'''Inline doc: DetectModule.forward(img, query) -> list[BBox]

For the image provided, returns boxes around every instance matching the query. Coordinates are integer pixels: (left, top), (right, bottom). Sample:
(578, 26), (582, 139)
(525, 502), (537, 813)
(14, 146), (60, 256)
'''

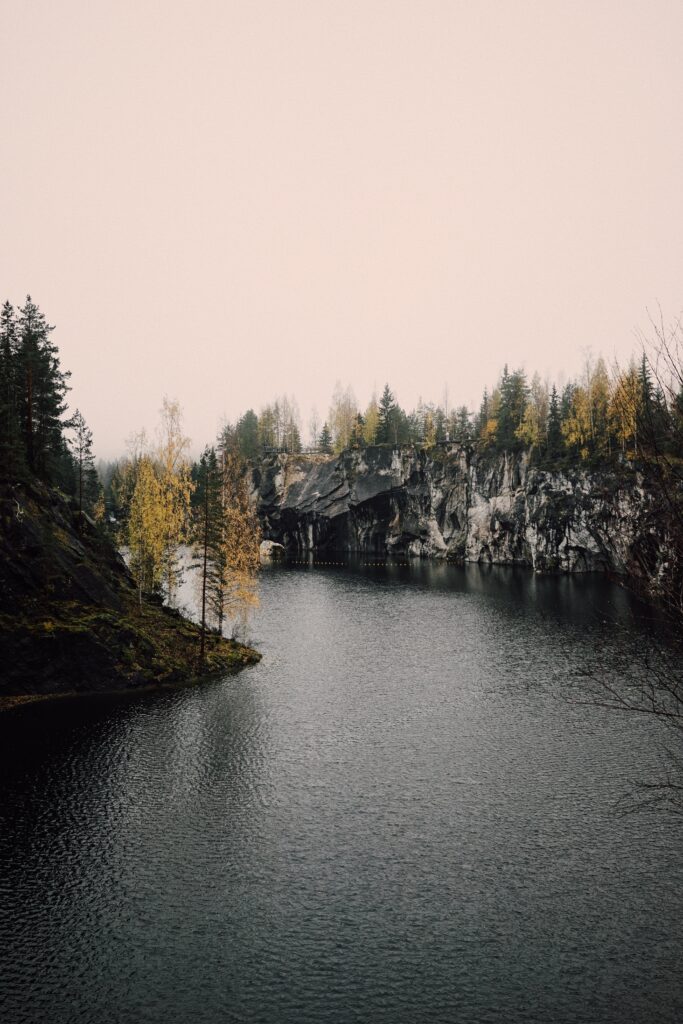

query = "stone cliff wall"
(253, 445), (661, 574)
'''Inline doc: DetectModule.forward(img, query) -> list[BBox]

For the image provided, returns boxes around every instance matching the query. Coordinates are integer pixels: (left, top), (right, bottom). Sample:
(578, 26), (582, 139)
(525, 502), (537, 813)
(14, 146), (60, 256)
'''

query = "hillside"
(0, 479), (260, 702)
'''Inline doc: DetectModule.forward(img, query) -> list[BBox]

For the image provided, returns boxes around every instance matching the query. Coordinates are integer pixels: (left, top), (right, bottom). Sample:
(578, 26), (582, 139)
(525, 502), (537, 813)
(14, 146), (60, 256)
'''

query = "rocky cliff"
(253, 445), (662, 575)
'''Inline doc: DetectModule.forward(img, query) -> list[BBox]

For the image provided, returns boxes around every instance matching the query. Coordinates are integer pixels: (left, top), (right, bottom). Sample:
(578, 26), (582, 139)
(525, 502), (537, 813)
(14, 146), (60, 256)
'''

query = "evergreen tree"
(16, 296), (70, 477)
(257, 405), (277, 449)
(476, 388), (490, 436)
(192, 446), (223, 665)
(454, 406), (471, 437)
(433, 405), (447, 442)
(352, 412), (365, 447)
(67, 409), (99, 520)
(497, 367), (528, 448)
(0, 301), (21, 479)
(590, 358), (611, 454)
(376, 384), (396, 444)
(546, 386), (563, 457)
(636, 354), (669, 452)
(236, 409), (259, 459)
(318, 422), (333, 453)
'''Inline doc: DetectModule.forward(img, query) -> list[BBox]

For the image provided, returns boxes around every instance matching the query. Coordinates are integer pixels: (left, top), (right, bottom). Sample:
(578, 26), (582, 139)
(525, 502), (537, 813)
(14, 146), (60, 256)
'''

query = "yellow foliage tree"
(423, 409), (437, 448)
(127, 454), (167, 605)
(213, 445), (261, 637)
(562, 385), (592, 458)
(516, 373), (549, 447)
(156, 398), (194, 603)
(590, 357), (611, 453)
(480, 387), (501, 444)
(609, 363), (641, 453)
(363, 395), (380, 445)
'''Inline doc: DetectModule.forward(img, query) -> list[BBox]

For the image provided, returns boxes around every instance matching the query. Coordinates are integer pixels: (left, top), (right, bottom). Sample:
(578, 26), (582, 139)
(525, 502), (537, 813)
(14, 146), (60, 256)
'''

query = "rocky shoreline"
(0, 480), (260, 700)
(253, 445), (662, 577)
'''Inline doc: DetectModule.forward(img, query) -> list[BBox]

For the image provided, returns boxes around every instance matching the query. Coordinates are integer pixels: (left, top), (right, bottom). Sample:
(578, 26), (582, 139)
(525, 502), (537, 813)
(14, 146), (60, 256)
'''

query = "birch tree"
(215, 443), (261, 638)
(156, 398), (194, 604)
(127, 455), (166, 605)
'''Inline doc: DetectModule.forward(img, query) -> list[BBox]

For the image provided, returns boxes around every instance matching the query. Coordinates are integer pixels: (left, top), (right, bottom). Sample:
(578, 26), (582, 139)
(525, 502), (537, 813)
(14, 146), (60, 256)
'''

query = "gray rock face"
(253, 445), (662, 575)
(259, 539), (286, 559)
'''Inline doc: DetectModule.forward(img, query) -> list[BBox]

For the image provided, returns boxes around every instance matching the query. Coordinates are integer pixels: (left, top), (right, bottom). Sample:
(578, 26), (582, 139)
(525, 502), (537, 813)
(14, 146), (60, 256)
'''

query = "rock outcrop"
(253, 445), (662, 575)
(0, 480), (260, 700)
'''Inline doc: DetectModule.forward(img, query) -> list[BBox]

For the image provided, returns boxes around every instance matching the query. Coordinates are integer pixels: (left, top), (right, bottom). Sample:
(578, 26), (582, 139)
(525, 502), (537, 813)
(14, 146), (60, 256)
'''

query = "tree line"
(0, 296), (100, 516)
(1, 296), (261, 660)
(107, 407), (261, 651)
(221, 356), (683, 465)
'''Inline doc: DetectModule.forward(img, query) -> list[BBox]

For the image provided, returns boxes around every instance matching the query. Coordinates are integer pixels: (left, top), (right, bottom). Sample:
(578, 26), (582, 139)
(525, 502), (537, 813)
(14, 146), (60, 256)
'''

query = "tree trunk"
(200, 482), (209, 667)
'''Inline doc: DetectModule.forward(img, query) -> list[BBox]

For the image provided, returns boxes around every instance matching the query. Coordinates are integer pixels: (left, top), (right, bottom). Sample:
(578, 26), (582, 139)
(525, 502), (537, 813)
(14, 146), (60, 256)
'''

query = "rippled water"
(1, 562), (682, 1024)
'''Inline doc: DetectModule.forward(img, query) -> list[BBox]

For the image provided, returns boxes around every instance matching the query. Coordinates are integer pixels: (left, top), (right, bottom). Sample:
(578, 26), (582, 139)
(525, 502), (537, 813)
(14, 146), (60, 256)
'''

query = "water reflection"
(1, 563), (681, 1024)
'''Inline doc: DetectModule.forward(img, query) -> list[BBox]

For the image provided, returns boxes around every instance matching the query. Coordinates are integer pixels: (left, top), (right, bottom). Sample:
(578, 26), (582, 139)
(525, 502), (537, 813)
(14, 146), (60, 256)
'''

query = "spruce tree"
(546, 386), (563, 458)
(377, 384), (397, 444)
(318, 422), (333, 453)
(352, 412), (365, 447)
(476, 389), (490, 436)
(0, 301), (21, 479)
(192, 446), (223, 665)
(16, 296), (70, 478)
(236, 410), (259, 459)
(497, 367), (528, 448)
(67, 409), (99, 520)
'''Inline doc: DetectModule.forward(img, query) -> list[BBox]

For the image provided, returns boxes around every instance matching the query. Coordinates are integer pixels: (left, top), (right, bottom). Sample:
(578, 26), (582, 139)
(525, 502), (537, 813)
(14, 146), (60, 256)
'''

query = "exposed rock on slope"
(0, 480), (259, 699)
(253, 446), (662, 575)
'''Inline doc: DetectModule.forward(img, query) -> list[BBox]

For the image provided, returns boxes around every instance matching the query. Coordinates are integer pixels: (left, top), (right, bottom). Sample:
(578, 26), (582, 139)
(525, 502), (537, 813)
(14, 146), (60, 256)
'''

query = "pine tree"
(0, 301), (21, 479)
(377, 384), (397, 444)
(497, 367), (528, 448)
(67, 409), (99, 521)
(476, 388), (490, 436)
(318, 422), (333, 453)
(546, 386), (563, 457)
(192, 446), (223, 664)
(236, 409), (259, 459)
(352, 412), (365, 447)
(454, 406), (471, 437)
(16, 296), (70, 477)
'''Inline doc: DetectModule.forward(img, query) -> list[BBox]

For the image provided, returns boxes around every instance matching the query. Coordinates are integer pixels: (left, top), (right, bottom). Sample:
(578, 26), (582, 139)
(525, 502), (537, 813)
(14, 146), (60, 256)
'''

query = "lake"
(1, 562), (681, 1023)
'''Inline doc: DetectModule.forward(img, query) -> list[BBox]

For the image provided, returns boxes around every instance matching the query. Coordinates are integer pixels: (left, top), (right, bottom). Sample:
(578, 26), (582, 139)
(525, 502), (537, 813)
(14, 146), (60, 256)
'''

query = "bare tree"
(573, 307), (683, 812)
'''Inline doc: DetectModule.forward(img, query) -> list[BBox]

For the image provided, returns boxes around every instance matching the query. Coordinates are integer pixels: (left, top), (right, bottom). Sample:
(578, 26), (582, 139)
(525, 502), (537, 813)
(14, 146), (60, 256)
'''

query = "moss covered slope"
(0, 480), (260, 698)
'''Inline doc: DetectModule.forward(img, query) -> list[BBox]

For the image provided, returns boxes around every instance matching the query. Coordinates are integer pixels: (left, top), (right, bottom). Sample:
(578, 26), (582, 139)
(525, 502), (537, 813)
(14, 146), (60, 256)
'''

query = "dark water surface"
(1, 563), (682, 1024)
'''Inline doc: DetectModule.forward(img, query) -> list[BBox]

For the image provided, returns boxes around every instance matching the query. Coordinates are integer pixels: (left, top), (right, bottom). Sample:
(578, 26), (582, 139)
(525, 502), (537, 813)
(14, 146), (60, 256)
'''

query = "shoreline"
(0, 648), (261, 712)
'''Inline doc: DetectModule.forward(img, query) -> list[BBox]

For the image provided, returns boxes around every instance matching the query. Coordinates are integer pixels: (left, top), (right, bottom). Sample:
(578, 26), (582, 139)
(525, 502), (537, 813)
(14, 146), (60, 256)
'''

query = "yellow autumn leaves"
(120, 399), (260, 636)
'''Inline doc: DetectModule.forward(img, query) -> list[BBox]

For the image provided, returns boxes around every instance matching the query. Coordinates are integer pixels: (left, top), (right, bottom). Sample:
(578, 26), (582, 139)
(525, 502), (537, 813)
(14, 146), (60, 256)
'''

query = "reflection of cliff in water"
(2, 565), (682, 1024)
(261, 555), (643, 630)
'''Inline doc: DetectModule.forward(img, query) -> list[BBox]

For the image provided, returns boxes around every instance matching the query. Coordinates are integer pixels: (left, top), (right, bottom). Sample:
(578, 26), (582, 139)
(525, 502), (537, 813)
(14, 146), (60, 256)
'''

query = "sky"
(1, 0), (682, 457)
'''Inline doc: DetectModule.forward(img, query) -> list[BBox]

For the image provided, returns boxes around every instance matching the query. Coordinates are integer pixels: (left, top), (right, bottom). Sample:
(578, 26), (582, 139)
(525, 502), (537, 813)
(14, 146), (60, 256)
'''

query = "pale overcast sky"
(2, 0), (682, 456)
